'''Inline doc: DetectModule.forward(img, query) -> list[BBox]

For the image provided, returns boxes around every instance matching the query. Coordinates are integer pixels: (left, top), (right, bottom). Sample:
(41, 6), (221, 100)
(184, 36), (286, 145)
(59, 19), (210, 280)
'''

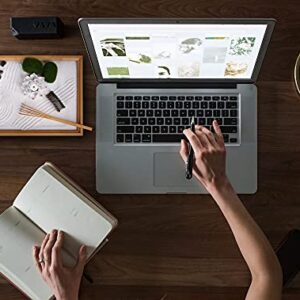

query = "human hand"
(180, 120), (228, 191)
(33, 230), (87, 300)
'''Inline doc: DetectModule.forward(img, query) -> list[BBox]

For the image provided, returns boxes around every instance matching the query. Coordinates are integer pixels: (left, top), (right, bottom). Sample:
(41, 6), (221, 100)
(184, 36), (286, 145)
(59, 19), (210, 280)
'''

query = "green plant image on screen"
(107, 67), (129, 76)
(229, 37), (256, 56)
(100, 38), (126, 56)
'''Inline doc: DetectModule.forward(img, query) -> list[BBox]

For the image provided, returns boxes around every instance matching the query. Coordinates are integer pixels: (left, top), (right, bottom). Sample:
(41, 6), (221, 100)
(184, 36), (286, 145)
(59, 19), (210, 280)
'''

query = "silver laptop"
(78, 18), (275, 194)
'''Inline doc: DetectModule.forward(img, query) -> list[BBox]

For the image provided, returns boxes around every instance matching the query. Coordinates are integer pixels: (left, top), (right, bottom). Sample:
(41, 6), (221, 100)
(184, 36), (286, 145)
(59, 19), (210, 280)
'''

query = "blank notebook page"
(13, 168), (113, 258)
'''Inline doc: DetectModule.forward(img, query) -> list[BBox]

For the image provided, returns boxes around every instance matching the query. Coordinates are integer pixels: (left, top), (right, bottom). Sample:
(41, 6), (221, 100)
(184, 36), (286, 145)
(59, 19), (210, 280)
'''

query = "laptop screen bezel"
(78, 18), (276, 84)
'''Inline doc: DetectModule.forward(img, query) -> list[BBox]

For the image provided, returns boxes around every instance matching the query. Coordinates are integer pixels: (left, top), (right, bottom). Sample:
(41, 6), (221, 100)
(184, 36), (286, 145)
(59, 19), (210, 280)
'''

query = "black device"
(185, 116), (195, 180)
(276, 229), (300, 286)
(10, 17), (64, 39)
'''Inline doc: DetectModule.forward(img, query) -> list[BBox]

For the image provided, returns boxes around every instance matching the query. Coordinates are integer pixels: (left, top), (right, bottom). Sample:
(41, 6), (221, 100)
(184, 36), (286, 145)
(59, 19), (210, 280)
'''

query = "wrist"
(205, 175), (232, 195)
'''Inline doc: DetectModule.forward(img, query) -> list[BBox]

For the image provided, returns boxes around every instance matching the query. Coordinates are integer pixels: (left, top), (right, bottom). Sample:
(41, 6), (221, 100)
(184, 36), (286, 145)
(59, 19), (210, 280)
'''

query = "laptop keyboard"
(115, 94), (240, 144)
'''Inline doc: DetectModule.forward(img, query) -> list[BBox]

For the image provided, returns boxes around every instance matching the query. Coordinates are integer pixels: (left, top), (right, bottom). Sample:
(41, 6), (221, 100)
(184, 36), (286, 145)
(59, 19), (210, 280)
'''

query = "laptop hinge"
(116, 82), (237, 89)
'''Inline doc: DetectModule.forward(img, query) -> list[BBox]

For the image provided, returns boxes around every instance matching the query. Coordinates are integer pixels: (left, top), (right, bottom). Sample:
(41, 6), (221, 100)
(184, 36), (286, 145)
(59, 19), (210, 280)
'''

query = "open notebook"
(0, 162), (118, 300)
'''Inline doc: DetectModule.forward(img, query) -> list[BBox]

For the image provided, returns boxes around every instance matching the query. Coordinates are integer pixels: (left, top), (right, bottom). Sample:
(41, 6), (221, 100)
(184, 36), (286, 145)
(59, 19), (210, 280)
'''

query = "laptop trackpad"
(153, 152), (194, 187)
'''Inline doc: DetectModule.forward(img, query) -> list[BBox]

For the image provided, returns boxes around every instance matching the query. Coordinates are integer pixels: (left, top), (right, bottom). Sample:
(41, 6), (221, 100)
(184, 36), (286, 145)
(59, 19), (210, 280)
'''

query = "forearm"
(207, 178), (282, 282)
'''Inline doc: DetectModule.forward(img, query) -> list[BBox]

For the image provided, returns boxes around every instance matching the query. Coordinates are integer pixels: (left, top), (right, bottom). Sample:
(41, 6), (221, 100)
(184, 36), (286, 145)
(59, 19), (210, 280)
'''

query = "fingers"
(33, 246), (42, 274)
(183, 129), (202, 154)
(75, 245), (87, 273)
(39, 233), (50, 263)
(212, 120), (224, 145)
(43, 230), (58, 267)
(179, 139), (188, 162)
(52, 230), (64, 268)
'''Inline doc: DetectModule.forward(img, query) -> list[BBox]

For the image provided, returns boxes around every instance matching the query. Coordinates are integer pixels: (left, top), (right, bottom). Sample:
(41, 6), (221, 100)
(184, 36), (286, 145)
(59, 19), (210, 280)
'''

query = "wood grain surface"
(0, 0), (300, 299)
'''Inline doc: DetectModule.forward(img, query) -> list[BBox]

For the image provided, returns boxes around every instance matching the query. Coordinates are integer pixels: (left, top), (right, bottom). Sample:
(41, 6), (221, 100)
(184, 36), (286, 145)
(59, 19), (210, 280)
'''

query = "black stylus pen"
(185, 116), (195, 180)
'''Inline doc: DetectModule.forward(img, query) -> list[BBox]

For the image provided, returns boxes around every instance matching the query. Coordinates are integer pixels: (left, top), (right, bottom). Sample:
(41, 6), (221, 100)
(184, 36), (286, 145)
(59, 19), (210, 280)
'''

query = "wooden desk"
(0, 1), (300, 299)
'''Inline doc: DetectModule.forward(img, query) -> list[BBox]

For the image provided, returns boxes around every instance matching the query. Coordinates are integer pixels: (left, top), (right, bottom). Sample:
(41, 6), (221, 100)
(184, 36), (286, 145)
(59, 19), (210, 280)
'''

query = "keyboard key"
(178, 96), (185, 100)
(204, 96), (211, 100)
(184, 102), (192, 109)
(144, 126), (151, 133)
(167, 102), (175, 109)
(217, 102), (225, 109)
(152, 96), (159, 100)
(221, 96), (229, 100)
(153, 126), (159, 133)
(174, 118), (180, 125)
(159, 102), (166, 109)
(222, 110), (229, 117)
(117, 110), (128, 117)
(223, 134), (229, 143)
(161, 126), (168, 133)
(180, 110), (187, 117)
(213, 96), (220, 100)
(195, 96), (203, 100)
(170, 126), (176, 133)
(196, 110), (204, 117)
(188, 110), (196, 117)
(146, 110), (153, 117)
(224, 118), (238, 125)
(116, 134), (124, 142)
(140, 118), (147, 125)
(160, 96), (168, 100)
(116, 96), (125, 100)
(209, 102), (216, 109)
(153, 134), (183, 143)
(117, 118), (130, 125)
(117, 102), (124, 108)
(201, 102), (208, 109)
(142, 102), (149, 109)
(177, 126), (184, 133)
(125, 134), (132, 142)
(207, 118), (214, 125)
(226, 102), (238, 109)
(129, 110), (137, 117)
(117, 126), (134, 133)
(230, 96), (238, 101)
(171, 110), (179, 117)
(166, 118), (172, 125)
(134, 134), (141, 143)
(125, 96), (133, 100)
(157, 118), (164, 125)
(143, 96), (150, 100)
(138, 110), (145, 117)
(192, 102), (200, 108)
(142, 134), (151, 142)
(230, 110), (238, 117)
(125, 102), (133, 109)
(187, 96), (194, 100)
(230, 138), (238, 143)
(182, 118), (189, 125)
(220, 126), (238, 133)
(215, 118), (223, 125)
(205, 110), (212, 117)
(213, 110), (220, 117)
(169, 96), (177, 100)
(134, 102), (141, 109)
(155, 110), (162, 117)
(148, 118), (155, 125)
(131, 118), (138, 125)
(198, 118), (205, 125)
(150, 102), (158, 109)
(134, 96), (142, 100)
(176, 102), (183, 109)
(136, 126), (143, 133)
(163, 110), (171, 117)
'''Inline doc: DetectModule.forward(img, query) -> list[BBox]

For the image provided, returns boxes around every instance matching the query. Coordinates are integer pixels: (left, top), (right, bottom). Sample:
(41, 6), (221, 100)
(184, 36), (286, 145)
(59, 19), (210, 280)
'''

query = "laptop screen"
(87, 23), (267, 80)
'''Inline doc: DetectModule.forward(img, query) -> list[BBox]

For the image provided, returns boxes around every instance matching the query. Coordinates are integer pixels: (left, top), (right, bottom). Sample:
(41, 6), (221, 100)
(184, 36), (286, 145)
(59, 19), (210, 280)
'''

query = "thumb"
(76, 245), (87, 273)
